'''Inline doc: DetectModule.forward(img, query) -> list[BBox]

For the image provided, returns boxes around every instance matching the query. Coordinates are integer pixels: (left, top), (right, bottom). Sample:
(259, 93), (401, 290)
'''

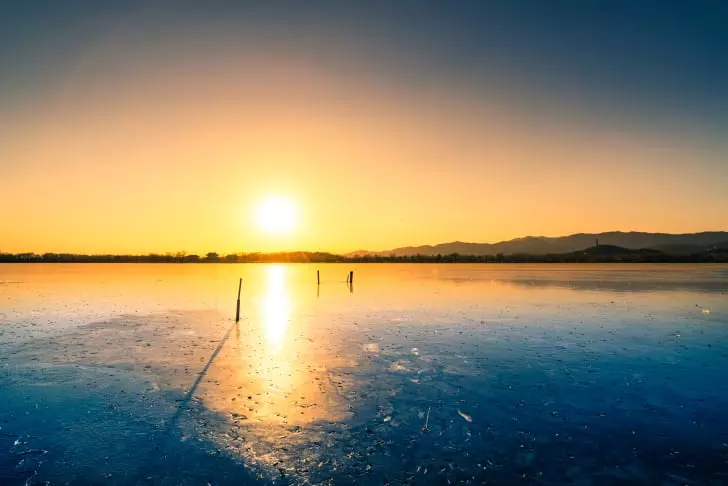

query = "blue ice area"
(1, 264), (727, 484)
(338, 312), (728, 484)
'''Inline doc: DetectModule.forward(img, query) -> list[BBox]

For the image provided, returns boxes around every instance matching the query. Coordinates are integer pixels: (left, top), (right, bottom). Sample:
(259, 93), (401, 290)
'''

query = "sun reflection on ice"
(262, 265), (290, 350)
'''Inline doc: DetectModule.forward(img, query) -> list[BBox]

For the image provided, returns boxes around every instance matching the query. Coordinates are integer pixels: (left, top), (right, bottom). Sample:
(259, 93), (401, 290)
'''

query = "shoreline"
(2, 259), (727, 264)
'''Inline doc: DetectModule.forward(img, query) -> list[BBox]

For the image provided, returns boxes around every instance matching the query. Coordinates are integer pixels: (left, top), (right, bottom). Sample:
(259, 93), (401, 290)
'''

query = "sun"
(255, 196), (298, 235)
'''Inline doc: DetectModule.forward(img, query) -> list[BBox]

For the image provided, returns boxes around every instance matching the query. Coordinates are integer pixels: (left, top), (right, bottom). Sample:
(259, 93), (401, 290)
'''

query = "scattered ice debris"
(13, 449), (48, 457)
(409, 348), (419, 356)
(422, 407), (431, 433)
(457, 409), (473, 423)
(390, 361), (408, 372)
(363, 343), (379, 353)
(383, 416), (392, 423)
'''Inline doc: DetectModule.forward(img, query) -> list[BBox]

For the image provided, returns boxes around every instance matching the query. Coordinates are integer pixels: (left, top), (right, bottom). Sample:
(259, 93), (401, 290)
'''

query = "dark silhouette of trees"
(1, 246), (726, 264)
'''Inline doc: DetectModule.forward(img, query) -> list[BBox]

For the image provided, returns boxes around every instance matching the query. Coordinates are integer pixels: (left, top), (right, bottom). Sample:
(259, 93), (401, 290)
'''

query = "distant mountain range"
(346, 232), (728, 257)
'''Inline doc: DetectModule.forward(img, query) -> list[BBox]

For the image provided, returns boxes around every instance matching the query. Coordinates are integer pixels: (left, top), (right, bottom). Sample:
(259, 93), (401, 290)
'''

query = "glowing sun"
(255, 196), (298, 235)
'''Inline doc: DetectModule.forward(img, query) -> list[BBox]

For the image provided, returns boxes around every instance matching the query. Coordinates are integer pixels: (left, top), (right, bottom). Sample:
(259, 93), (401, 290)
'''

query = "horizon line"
(3, 229), (728, 256)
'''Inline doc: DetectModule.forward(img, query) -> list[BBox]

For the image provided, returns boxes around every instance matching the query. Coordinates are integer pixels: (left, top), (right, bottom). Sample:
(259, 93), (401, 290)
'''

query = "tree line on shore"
(1, 246), (727, 263)
(0, 251), (343, 263)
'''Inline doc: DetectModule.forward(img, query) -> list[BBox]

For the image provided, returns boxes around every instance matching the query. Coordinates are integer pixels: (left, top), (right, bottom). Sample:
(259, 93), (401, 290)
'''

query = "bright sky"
(1, 2), (727, 254)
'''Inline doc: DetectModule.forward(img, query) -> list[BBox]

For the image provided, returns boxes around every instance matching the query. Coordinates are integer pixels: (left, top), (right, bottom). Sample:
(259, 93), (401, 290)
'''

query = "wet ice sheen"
(1, 263), (727, 485)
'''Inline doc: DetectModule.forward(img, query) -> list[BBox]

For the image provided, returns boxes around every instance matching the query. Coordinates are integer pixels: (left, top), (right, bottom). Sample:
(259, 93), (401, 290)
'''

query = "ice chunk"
(458, 409), (473, 423)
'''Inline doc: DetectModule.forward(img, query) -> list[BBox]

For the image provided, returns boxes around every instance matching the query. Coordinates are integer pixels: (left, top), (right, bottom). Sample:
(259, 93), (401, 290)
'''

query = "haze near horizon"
(2, 1), (727, 255)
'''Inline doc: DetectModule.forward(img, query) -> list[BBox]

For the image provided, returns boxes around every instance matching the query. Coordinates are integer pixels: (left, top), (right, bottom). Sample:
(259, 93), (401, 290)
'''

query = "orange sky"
(1, 4), (726, 255)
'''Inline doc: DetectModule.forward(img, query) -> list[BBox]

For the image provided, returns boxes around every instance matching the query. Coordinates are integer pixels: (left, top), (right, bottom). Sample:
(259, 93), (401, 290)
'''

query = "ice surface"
(1, 263), (727, 484)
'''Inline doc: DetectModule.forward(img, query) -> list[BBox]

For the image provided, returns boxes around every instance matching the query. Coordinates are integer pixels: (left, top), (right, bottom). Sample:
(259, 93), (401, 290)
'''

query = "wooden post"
(235, 277), (242, 323)
(349, 270), (354, 284)
(317, 270), (320, 285)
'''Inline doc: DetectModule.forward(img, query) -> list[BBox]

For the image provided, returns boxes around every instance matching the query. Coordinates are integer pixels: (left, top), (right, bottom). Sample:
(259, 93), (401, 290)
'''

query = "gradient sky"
(2, 1), (727, 254)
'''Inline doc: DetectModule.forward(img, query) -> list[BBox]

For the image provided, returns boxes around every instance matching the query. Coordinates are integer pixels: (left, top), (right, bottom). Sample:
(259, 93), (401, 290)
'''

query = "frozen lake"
(1, 263), (727, 485)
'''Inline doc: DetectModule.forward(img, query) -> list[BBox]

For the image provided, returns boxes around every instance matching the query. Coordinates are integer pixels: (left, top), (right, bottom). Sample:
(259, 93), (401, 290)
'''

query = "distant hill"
(346, 231), (728, 257)
(580, 244), (636, 255)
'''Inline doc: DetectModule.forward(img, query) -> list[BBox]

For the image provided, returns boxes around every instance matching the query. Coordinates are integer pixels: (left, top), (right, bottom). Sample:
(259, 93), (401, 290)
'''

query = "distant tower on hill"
(595, 238), (599, 247)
